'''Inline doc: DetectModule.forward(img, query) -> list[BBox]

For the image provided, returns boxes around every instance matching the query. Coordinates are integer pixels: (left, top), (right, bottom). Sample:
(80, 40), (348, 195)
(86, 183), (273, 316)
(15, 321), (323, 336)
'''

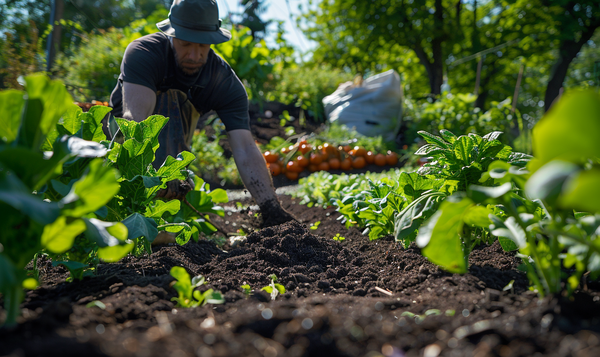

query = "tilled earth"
(1, 195), (600, 357)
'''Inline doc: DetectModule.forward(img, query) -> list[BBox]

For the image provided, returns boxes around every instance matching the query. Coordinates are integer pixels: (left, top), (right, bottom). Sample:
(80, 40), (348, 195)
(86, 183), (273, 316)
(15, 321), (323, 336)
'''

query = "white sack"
(323, 69), (402, 142)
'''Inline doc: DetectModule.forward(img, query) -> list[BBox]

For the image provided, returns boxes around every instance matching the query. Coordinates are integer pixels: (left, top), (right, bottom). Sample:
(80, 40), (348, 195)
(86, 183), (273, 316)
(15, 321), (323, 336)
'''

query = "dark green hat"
(157, 0), (231, 44)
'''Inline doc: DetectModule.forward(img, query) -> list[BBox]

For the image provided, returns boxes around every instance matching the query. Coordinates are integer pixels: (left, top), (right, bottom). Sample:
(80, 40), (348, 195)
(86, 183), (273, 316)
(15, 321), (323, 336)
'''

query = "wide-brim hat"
(157, 0), (231, 45)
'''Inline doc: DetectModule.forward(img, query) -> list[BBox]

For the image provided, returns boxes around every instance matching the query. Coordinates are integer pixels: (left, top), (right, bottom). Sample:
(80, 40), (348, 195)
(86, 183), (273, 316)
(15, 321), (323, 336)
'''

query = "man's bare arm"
(122, 82), (156, 122)
(228, 129), (277, 205)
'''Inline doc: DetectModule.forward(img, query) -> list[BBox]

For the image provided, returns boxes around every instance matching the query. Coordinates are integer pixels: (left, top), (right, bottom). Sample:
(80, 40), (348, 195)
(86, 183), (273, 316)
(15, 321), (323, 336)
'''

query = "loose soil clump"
(1, 195), (599, 357)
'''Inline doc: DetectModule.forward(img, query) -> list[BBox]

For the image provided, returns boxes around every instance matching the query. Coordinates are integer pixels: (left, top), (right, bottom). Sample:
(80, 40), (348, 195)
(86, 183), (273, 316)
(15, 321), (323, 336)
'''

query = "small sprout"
(170, 266), (225, 308)
(503, 279), (515, 294)
(400, 311), (415, 318)
(261, 274), (286, 301)
(86, 301), (106, 310)
(445, 309), (456, 316)
(235, 202), (243, 209)
(310, 221), (321, 230)
(425, 309), (441, 316)
(333, 233), (345, 241)
(241, 284), (253, 299)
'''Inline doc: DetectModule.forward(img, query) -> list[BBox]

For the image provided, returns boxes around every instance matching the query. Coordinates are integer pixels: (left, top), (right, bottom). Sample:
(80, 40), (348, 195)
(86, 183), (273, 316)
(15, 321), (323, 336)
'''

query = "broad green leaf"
(17, 98), (44, 150)
(483, 131), (503, 142)
(61, 159), (120, 217)
(170, 266), (193, 301)
(417, 131), (449, 149)
(122, 213), (159, 242)
(454, 136), (474, 165)
(463, 206), (492, 227)
(59, 104), (84, 135)
(533, 90), (600, 165)
(118, 139), (155, 179)
(63, 136), (108, 158)
(145, 200), (181, 218)
(83, 218), (129, 248)
(156, 151), (196, 179)
(81, 106), (111, 142)
(498, 236), (519, 252)
(24, 74), (74, 137)
(0, 170), (60, 225)
(559, 168), (600, 213)
(208, 189), (229, 203)
(468, 183), (512, 203)
(41, 217), (86, 253)
(439, 129), (457, 144)
(0, 90), (25, 143)
(490, 216), (527, 248)
(415, 144), (446, 156)
(416, 198), (472, 274)
(525, 161), (579, 203)
(97, 241), (134, 262)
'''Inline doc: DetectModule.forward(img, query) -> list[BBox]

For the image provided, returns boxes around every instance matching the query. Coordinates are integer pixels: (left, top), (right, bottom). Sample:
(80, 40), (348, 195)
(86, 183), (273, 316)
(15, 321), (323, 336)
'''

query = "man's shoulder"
(126, 32), (169, 57)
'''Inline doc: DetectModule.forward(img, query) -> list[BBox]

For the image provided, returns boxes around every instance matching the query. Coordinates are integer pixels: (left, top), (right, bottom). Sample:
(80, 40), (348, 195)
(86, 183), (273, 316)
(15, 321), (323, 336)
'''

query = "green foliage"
(170, 266), (224, 308)
(261, 274), (285, 301)
(417, 90), (600, 296)
(0, 74), (124, 327)
(265, 65), (354, 122)
(415, 129), (532, 191)
(313, 123), (396, 151)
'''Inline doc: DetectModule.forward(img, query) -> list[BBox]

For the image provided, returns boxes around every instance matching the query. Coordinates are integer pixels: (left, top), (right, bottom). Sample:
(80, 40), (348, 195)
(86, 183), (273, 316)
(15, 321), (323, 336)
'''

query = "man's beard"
(174, 54), (205, 76)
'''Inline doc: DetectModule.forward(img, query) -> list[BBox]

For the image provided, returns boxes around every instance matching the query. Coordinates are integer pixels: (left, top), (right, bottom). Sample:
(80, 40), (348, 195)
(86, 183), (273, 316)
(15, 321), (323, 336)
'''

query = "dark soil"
(2, 195), (600, 357)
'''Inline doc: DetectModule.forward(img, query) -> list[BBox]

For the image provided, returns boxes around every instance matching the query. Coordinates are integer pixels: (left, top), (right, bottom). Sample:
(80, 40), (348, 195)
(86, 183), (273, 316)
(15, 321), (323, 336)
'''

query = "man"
(108, 0), (294, 231)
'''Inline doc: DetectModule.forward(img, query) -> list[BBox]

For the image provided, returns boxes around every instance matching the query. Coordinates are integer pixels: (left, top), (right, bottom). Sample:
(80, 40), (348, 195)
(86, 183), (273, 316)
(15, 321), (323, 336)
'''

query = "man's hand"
(259, 199), (297, 228)
(155, 178), (195, 201)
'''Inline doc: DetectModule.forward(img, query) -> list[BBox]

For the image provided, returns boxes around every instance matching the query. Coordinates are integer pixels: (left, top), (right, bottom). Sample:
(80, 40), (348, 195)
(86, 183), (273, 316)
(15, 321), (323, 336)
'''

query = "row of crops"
(1, 74), (599, 330)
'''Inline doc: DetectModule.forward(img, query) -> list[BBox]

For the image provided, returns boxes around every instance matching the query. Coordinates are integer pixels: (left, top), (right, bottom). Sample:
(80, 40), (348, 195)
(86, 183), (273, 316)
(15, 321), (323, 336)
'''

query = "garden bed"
(1, 195), (599, 357)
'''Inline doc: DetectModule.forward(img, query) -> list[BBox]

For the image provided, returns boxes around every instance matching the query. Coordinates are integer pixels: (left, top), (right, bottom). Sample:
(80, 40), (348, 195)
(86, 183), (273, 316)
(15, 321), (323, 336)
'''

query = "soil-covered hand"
(259, 199), (298, 228)
(155, 178), (194, 201)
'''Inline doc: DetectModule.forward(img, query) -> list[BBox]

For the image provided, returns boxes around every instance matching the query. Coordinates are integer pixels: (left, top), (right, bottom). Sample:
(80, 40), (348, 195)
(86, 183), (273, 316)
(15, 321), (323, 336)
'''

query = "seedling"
(261, 274), (286, 301)
(241, 284), (252, 299)
(170, 266), (224, 308)
(333, 233), (345, 241)
(310, 221), (321, 230)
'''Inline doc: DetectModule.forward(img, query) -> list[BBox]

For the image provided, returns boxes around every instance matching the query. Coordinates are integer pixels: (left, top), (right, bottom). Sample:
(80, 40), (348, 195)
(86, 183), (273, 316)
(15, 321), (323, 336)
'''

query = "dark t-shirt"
(109, 32), (250, 131)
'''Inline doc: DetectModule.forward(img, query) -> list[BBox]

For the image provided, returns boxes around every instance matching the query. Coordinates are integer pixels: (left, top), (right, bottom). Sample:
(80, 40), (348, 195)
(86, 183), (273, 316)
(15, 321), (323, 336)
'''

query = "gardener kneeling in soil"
(106, 0), (295, 240)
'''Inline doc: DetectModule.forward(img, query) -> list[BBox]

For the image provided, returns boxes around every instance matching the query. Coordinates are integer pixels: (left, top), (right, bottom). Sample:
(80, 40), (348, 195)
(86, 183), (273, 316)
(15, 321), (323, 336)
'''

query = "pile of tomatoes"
(263, 139), (399, 180)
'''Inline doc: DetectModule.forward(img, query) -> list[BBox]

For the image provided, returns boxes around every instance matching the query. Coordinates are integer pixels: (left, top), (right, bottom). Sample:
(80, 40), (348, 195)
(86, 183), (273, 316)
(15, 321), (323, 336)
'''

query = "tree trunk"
(46, 0), (64, 72)
(544, 24), (599, 112)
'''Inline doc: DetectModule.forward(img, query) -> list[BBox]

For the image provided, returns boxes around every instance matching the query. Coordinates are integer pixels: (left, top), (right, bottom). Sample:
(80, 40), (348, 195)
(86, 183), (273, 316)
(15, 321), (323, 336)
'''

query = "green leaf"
(463, 206), (492, 227)
(439, 129), (457, 144)
(156, 151), (196, 180)
(16, 97), (44, 150)
(482, 131), (503, 142)
(454, 136), (474, 165)
(533, 90), (600, 165)
(468, 183), (513, 203)
(416, 198), (472, 274)
(121, 213), (159, 242)
(97, 242), (134, 263)
(24, 74), (74, 137)
(525, 161), (579, 204)
(170, 266), (193, 302)
(418, 131), (449, 149)
(208, 189), (229, 203)
(0, 90), (25, 143)
(490, 216), (527, 248)
(83, 218), (129, 248)
(41, 217), (86, 253)
(0, 169), (60, 225)
(59, 104), (84, 135)
(145, 200), (181, 218)
(559, 168), (600, 213)
(61, 159), (120, 217)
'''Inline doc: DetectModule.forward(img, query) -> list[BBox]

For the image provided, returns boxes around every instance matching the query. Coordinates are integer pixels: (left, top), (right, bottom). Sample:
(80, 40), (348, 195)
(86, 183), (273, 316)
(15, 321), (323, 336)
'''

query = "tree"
(541, 1), (600, 111)
(239, 0), (271, 40)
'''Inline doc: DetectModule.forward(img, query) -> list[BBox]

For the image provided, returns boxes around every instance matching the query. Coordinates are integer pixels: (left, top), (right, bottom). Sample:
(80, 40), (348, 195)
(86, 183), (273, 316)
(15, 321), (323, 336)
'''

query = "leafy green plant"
(332, 233), (345, 241)
(241, 284), (252, 298)
(261, 274), (285, 301)
(415, 129), (531, 191)
(0, 75), (128, 326)
(309, 221), (321, 230)
(414, 90), (600, 297)
(170, 266), (224, 308)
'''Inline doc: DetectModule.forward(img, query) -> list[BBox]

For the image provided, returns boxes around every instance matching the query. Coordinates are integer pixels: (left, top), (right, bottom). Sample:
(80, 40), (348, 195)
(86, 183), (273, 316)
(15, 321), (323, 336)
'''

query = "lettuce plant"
(170, 267), (224, 308)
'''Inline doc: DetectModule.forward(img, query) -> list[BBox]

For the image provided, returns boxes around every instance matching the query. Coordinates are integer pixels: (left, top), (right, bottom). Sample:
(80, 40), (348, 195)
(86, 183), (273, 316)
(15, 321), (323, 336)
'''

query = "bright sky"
(216, 0), (317, 54)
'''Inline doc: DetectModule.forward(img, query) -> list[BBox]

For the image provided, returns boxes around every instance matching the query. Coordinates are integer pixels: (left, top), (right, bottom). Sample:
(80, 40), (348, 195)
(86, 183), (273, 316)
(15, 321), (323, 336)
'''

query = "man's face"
(172, 38), (210, 76)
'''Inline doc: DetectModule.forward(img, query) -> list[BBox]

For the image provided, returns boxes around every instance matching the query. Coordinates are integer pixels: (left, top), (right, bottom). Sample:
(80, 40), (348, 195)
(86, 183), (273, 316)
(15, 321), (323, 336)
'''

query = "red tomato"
(365, 151), (375, 164)
(263, 151), (279, 163)
(352, 156), (366, 169)
(386, 151), (399, 166)
(267, 162), (281, 176)
(310, 153), (323, 165)
(374, 153), (386, 166)
(318, 162), (330, 171)
(353, 146), (367, 157)
(286, 160), (303, 173)
(285, 171), (299, 180)
(297, 155), (309, 167)
(340, 158), (352, 171)
(329, 158), (341, 170)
